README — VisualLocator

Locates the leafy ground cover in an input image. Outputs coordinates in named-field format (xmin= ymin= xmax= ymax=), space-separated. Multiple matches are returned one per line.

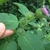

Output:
xmin=0 ymin=0 xmax=50 ymax=50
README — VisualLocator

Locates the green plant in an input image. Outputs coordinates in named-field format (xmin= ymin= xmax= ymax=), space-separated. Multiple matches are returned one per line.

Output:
xmin=0 ymin=0 xmax=9 ymax=5
xmin=0 ymin=2 xmax=50 ymax=50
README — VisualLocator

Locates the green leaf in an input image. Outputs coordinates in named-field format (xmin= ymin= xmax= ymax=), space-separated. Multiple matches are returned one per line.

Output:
xmin=0 ymin=13 xmax=19 ymax=29
xmin=48 ymin=0 xmax=50 ymax=3
xmin=14 ymin=3 xmax=35 ymax=21
xmin=44 ymin=42 xmax=50 ymax=50
xmin=18 ymin=31 xmax=45 ymax=50
xmin=14 ymin=3 xmax=29 ymax=16
xmin=0 ymin=0 xmax=9 ymax=5
xmin=0 ymin=41 xmax=17 ymax=50
xmin=0 ymin=39 xmax=6 ymax=50
xmin=29 ymin=21 xmax=39 ymax=27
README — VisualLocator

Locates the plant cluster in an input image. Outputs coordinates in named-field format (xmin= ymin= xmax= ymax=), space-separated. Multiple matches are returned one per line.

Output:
xmin=0 ymin=0 xmax=50 ymax=50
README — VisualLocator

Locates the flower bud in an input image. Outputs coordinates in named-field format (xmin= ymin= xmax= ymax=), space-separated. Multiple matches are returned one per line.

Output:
xmin=17 ymin=28 xmax=25 ymax=36
xmin=20 ymin=17 xmax=28 ymax=27
xmin=26 ymin=12 xmax=35 ymax=21
xmin=36 ymin=8 xmax=44 ymax=19
xmin=42 ymin=5 xmax=49 ymax=16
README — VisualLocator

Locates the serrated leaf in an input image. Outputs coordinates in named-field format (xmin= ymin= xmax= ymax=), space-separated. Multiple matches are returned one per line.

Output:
xmin=0 ymin=13 xmax=19 ymax=29
xmin=14 ymin=3 xmax=29 ymax=16
xmin=0 ymin=41 xmax=17 ymax=50
xmin=18 ymin=31 xmax=45 ymax=50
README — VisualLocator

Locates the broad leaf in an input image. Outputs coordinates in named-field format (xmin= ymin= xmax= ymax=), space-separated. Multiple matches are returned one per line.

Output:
xmin=18 ymin=31 xmax=45 ymax=50
xmin=43 ymin=41 xmax=50 ymax=50
xmin=0 ymin=13 xmax=19 ymax=29
xmin=0 ymin=41 xmax=17 ymax=50
xmin=14 ymin=3 xmax=29 ymax=16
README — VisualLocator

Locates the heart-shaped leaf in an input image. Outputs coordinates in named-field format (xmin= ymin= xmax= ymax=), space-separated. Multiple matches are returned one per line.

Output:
xmin=18 ymin=31 xmax=45 ymax=50
xmin=0 ymin=13 xmax=19 ymax=29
